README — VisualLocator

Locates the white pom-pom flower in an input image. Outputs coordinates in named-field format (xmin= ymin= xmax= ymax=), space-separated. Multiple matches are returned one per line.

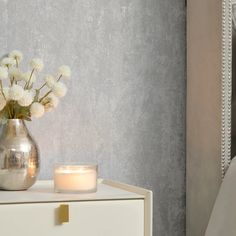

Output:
xmin=8 ymin=84 xmax=24 ymax=101
xmin=3 ymin=87 xmax=10 ymax=100
xmin=52 ymin=82 xmax=67 ymax=97
xmin=9 ymin=67 xmax=22 ymax=81
xmin=58 ymin=65 xmax=71 ymax=78
xmin=30 ymin=102 xmax=45 ymax=118
xmin=30 ymin=58 xmax=44 ymax=72
xmin=45 ymin=75 xmax=56 ymax=88
xmin=1 ymin=57 xmax=16 ymax=67
xmin=9 ymin=50 xmax=23 ymax=62
xmin=41 ymin=93 xmax=59 ymax=112
xmin=0 ymin=67 xmax=8 ymax=80
xmin=22 ymin=71 xmax=36 ymax=85
xmin=18 ymin=90 xmax=34 ymax=107
xmin=0 ymin=94 xmax=6 ymax=111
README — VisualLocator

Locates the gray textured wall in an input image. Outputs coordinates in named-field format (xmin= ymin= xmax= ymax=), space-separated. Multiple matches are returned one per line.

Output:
xmin=0 ymin=0 xmax=186 ymax=235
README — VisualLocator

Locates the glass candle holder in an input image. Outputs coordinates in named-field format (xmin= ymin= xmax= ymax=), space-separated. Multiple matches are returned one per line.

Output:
xmin=54 ymin=164 xmax=98 ymax=193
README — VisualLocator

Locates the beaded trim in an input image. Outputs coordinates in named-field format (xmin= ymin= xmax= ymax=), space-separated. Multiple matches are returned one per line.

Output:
xmin=221 ymin=0 xmax=232 ymax=177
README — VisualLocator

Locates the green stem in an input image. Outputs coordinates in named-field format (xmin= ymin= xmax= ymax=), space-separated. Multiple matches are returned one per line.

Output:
xmin=24 ymin=69 xmax=35 ymax=89
xmin=38 ymin=74 xmax=62 ymax=92
xmin=14 ymin=57 xmax=18 ymax=84
xmin=11 ymin=76 xmax=15 ymax=85
xmin=38 ymin=75 xmax=62 ymax=102
xmin=39 ymin=90 xmax=52 ymax=102
xmin=13 ymin=101 xmax=17 ymax=118
xmin=57 ymin=75 xmax=62 ymax=82
xmin=7 ymin=104 xmax=11 ymax=119
xmin=38 ymin=83 xmax=46 ymax=90
xmin=0 ymin=81 xmax=11 ymax=119
xmin=10 ymin=102 xmax=13 ymax=119
xmin=0 ymin=80 xmax=6 ymax=101
xmin=15 ymin=58 xmax=18 ymax=68
xmin=6 ymin=102 xmax=12 ymax=119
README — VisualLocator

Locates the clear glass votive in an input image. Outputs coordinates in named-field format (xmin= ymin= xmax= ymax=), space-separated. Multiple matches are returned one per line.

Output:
xmin=54 ymin=164 xmax=98 ymax=193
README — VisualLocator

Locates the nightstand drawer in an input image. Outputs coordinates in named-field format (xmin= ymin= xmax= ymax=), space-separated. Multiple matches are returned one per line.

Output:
xmin=0 ymin=199 xmax=144 ymax=236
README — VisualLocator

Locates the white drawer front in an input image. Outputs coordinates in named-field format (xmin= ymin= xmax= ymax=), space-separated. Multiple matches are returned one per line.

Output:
xmin=0 ymin=199 xmax=144 ymax=236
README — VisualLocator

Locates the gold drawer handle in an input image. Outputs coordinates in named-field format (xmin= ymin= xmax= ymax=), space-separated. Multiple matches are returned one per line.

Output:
xmin=58 ymin=204 xmax=69 ymax=224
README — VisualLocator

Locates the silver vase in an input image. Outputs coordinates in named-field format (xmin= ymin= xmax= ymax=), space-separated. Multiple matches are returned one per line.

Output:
xmin=0 ymin=119 xmax=40 ymax=190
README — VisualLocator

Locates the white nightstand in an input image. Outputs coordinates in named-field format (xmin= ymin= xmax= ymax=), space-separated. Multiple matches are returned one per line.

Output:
xmin=0 ymin=179 xmax=152 ymax=236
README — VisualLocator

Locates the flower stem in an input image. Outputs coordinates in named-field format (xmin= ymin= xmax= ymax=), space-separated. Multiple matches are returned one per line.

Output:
xmin=11 ymin=76 xmax=15 ymax=85
xmin=39 ymin=90 xmax=52 ymax=102
xmin=11 ymin=103 xmax=14 ymax=118
xmin=38 ymin=74 xmax=62 ymax=92
xmin=7 ymin=104 xmax=12 ymax=118
xmin=0 ymin=80 xmax=6 ymax=101
xmin=0 ymin=81 xmax=11 ymax=118
xmin=14 ymin=58 xmax=18 ymax=84
xmin=15 ymin=58 xmax=18 ymax=68
xmin=57 ymin=75 xmax=62 ymax=82
xmin=38 ymin=83 xmax=46 ymax=90
xmin=24 ymin=69 xmax=35 ymax=89
xmin=38 ymin=75 xmax=62 ymax=102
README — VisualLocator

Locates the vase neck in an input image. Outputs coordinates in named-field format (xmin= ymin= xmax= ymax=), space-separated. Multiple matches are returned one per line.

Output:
xmin=1 ymin=119 xmax=29 ymax=138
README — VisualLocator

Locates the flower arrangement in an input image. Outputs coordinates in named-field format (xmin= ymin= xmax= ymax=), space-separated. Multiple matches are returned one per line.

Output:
xmin=0 ymin=50 xmax=71 ymax=122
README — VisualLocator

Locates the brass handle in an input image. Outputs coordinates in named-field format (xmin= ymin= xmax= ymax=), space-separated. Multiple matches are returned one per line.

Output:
xmin=58 ymin=204 xmax=69 ymax=224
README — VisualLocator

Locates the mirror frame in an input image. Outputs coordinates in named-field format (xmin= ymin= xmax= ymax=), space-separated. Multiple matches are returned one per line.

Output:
xmin=222 ymin=0 xmax=232 ymax=177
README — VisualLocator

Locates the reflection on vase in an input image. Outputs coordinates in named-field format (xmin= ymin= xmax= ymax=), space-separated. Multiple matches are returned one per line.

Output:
xmin=0 ymin=119 xmax=40 ymax=190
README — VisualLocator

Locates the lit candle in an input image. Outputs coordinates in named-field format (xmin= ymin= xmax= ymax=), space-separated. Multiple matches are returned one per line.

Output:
xmin=28 ymin=160 xmax=37 ymax=177
xmin=54 ymin=164 xmax=98 ymax=193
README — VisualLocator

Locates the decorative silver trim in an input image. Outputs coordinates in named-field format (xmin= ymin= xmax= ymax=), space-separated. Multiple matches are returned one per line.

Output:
xmin=221 ymin=0 xmax=232 ymax=177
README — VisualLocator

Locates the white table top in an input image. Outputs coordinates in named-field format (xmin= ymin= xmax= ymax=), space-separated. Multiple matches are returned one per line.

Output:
xmin=0 ymin=180 xmax=144 ymax=204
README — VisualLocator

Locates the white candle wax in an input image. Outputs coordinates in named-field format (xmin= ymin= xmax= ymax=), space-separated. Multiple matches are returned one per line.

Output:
xmin=54 ymin=165 xmax=98 ymax=193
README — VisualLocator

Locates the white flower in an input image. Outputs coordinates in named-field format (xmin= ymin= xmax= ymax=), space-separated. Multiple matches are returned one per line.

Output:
xmin=9 ymin=67 xmax=22 ymax=81
xmin=8 ymin=84 xmax=24 ymax=101
xmin=52 ymin=82 xmax=67 ymax=97
xmin=30 ymin=102 xmax=45 ymax=118
xmin=3 ymin=87 xmax=10 ymax=100
xmin=22 ymin=71 xmax=36 ymax=85
xmin=9 ymin=50 xmax=23 ymax=62
xmin=30 ymin=58 xmax=44 ymax=72
xmin=1 ymin=57 xmax=16 ymax=67
xmin=0 ymin=67 xmax=8 ymax=80
xmin=41 ymin=93 xmax=59 ymax=112
xmin=45 ymin=75 xmax=56 ymax=88
xmin=58 ymin=65 xmax=71 ymax=78
xmin=18 ymin=90 xmax=34 ymax=107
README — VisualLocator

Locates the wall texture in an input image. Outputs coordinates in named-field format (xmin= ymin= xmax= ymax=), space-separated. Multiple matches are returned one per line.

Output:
xmin=0 ymin=0 xmax=186 ymax=235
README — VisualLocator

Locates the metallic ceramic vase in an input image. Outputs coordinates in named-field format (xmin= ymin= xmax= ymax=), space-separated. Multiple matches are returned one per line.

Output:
xmin=0 ymin=119 xmax=40 ymax=190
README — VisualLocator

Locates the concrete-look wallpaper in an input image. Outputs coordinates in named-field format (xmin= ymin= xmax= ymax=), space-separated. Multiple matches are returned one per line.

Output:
xmin=0 ymin=0 xmax=186 ymax=235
